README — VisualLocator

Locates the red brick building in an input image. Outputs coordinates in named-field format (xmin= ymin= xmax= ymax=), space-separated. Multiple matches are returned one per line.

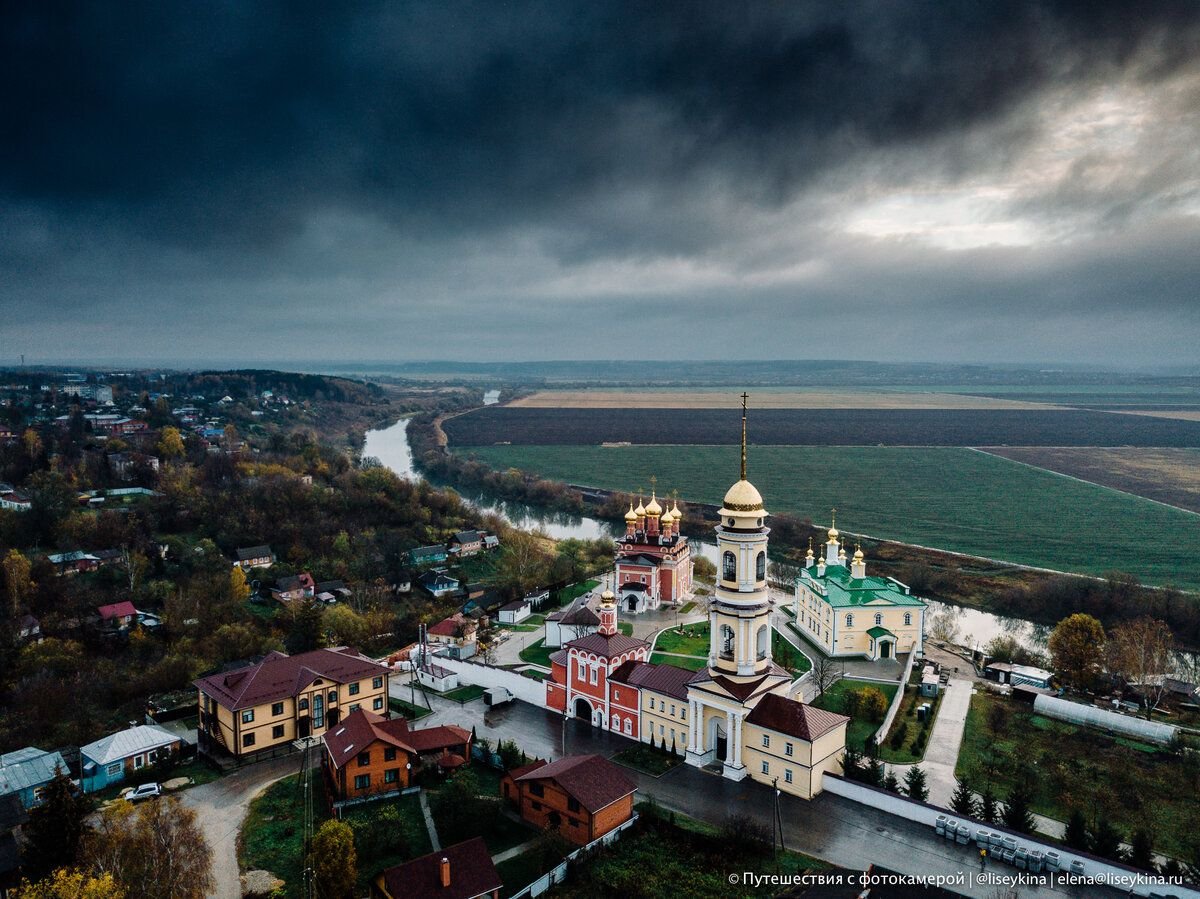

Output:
xmin=502 ymin=754 xmax=636 ymax=845
xmin=614 ymin=493 xmax=694 ymax=613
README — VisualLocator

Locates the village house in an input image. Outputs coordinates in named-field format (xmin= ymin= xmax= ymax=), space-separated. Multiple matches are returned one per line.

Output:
xmin=47 ymin=550 xmax=100 ymax=576
xmin=80 ymin=724 xmax=182 ymax=793
xmin=194 ymin=647 xmax=390 ymax=758
xmin=426 ymin=613 xmax=477 ymax=659
xmin=322 ymin=708 xmax=417 ymax=802
xmin=315 ymin=580 xmax=353 ymax=604
xmin=97 ymin=600 xmax=138 ymax=631
xmin=0 ymin=487 xmax=31 ymax=512
xmin=233 ymin=545 xmax=275 ymax=570
xmin=271 ymin=572 xmax=315 ymax=604
xmin=372 ymin=837 xmax=501 ymax=899
xmin=16 ymin=615 xmax=41 ymax=643
xmin=502 ymin=754 xmax=636 ymax=845
xmin=544 ymin=600 xmax=600 ymax=648
xmin=419 ymin=569 xmax=460 ymax=598
xmin=0 ymin=748 xmax=71 ymax=810
xmin=409 ymin=544 xmax=449 ymax=567
xmin=448 ymin=530 xmax=485 ymax=557
xmin=107 ymin=451 xmax=159 ymax=481
xmin=497 ymin=597 xmax=532 ymax=624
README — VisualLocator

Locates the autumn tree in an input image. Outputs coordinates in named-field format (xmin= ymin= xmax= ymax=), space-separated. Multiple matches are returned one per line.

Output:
xmin=493 ymin=532 xmax=551 ymax=600
xmin=14 ymin=868 xmax=125 ymax=899
xmin=3 ymin=548 xmax=34 ymax=616
xmin=86 ymin=795 xmax=214 ymax=899
xmin=311 ymin=819 xmax=356 ymax=899
xmin=157 ymin=426 xmax=185 ymax=460
xmin=1048 ymin=613 xmax=1105 ymax=690
xmin=692 ymin=554 xmax=716 ymax=584
xmin=1107 ymin=617 xmax=1174 ymax=718
xmin=229 ymin=565 xmax=251 ymax=602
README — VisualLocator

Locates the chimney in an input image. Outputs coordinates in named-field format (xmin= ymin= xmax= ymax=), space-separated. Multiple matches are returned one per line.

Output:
xmin=439 ymin=856 xmax=451 ymax=888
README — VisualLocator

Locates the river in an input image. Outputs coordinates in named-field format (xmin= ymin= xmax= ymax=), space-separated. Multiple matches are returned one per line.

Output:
xmin=363 ymin=417 xmax=1058 ymax=653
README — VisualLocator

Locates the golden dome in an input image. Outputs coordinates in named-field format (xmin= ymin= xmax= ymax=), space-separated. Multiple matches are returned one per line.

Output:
xmin=634 ymin=499 xmax=646 ymax=516
xmin=660 ymin=507 xmax=674 ymax=525
xmin=828 ymin=525 xmax=839 ymax=539
xmin=853 ymin=546 xmax=864 ymax=561
xmin=645 ymin=492 xmax=662 ymax=516
xmin=624 ymin=504 xmax=638 ymax=522
xmin=671 ymin=501 xmax=681 ymax=519
xmin=601 ymin=587 xmax=615 ymax=604
xmin=721 ymin=479 xmax=764 ymax=512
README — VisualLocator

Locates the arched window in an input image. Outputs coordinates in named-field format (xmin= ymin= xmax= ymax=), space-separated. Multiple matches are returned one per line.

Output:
xmin=904 ymin=612 xmax=912 ymax=626
xmin=756 ymin=624 xmax=769 ymax=661
xmin=722 ymin=551 xmax=736 ymax=581
xmin=755 ymin=551 xmax=766 ymax=581
xmin=720 ymin=624 xmax=735 ymax=659
xmin=845 ymin=614 xmax=853 ymax=628
xmin=874 ymin=613 xmax=883 ymax=626
xmin=611 ymin=714 xmax=621 ymax=731
xmin=624 ymin=718 xmax=632 ymax=735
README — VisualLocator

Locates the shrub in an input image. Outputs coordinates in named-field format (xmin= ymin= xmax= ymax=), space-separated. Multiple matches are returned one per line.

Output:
xmin=890 ymin=722 xmax=909 ymax=750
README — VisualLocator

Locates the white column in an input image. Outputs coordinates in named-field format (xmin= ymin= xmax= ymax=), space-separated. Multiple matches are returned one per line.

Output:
xmin=733 ymin=715 xmax=743 ymax=767
xmin=725 ymin=711 xmax=735 ymax=764
xmin=692 ymin=701 xmax=703 ymax=752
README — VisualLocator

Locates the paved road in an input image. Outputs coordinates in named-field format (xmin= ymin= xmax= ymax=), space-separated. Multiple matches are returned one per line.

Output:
xmin=889 ymin=677 xmax=974 ymax=805
xmin=404 ymin=694 xmax=1125 ymax=898
xmin=180 ymin=753 xmax=313 ymax=899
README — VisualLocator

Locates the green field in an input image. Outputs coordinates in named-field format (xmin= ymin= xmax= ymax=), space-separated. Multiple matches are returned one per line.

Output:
xmin=456 ymin=444 xmax=1200 ymax=589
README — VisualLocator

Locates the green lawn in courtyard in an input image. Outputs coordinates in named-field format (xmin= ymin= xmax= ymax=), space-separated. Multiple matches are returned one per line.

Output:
xmin=650 ymin=652 xmax=707 ymax=671
xmin=441 ymin=684 xmax=486 ymax=703
xmin=389 ymin=697 xmax=433 ymax=719
xmin=654 ymin=622 xmax=709 ymax=655
xmin=810 ymin=678 xmax=897 ymax=751
xmin=519 ymin=638 xmax=557 ymax=668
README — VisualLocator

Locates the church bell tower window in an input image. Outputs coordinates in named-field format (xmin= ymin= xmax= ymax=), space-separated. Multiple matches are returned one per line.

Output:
xmin=722 ymin=551 xmax=736 ymax=581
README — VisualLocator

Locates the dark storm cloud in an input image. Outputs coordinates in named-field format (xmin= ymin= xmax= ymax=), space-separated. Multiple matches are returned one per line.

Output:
xmin=2 ymin=1 xmax=1200 ymax=365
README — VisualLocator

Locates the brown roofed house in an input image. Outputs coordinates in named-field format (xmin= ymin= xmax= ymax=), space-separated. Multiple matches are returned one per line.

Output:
xmin=372 ymin=837 xmax=501 ymax=899
xmin=322 ymin=708 xmax=417 ymax=802
xmin=506 ymin=754 xmax=635 ymax=844
xmin=741 ymin=693 xmax=849 ymax=799
xmin=194 ymin=648 xmax=390 ymax=758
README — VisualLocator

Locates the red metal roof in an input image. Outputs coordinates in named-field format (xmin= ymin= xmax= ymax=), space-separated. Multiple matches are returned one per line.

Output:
xmin=97 ymin=600 xmax=136 ymax=620
xmin=514 ymin=754 xmax=635 ymax=814
xmin=378 ymin=837 xmax=501 ymax=899
xmin=193 ymin=647 xmax=388 ymax=712
xmin=745 ymin=693 xmax=848 ymax=742
xmin=566 ymin=631 xmax=647 ymax=659
xmin=322 ymin=708 xmax=415 ymax=769
xmin=405 ymin=724 xmax=471 ymax=753
xmin=609 ymin=660 xmax=695 ymax=700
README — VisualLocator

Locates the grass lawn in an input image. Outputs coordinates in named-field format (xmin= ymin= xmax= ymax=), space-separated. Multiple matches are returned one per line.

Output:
xmin=650 ymin=652 xmax=707 ymax=671
xmin=342 ymin=793 xmax=432 ymax=892
xmin=244 ymin=599 xmax=278 ymax=621
xmin=239 ymin=774 xmax=329 ymax=897
xmin=955 ymin=691 xmax=1197 ymax=858
xmin=654 ymin=622 xmax=709 ymax=655
xmin=455 ymin=444 xmax=1200 ymax=589
xmin=389 ymin=697 xmax=433 ymax=719
xmin=678 ymin=601 xmax=697 ymax=614
xmin=441 ymin=684 xmax=486 ymax=703
xmin=618 ymin=621 xmax=633 ymax=636
xmin=612 ymin=744 xmax=683 ymax=777
xmin=810 ymin=679 xmax=897 ymax=751
xmin=771 ymin=630 xmax=812 ymax=674
xmin=503 ymin=622 xmax=542 ymax=632
xmin=878 ymin=686 xmax=942 ymax=763
xmin=552 ymin=579 xmax=599 ymax=608
xmin=519 ymin=638 xmax=557 ymax=668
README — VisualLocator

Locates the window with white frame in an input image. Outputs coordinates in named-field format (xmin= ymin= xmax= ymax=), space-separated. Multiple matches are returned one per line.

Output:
xmin=762 ymin=734 xmax=770 ymax=748
xmin=904 ymin=612 xmax=912 ymax=626
xmin=761 ymin=761 xmax=769 ymax=774
xmin=785 ymin=769 xmax=793 ymax=784
xmin=875 ymin=613 xmax=883 ymax=626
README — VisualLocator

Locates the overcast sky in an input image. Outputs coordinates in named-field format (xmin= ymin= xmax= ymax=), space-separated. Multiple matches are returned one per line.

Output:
xmin=3 ymin=2 xmax=1200 ymax=368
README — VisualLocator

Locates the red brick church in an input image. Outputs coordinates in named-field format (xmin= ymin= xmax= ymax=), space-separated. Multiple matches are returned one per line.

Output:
xmin=614 ymin=491 xmax=694 ymax=613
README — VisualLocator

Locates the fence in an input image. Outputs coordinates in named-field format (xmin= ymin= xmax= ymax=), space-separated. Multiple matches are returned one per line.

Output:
xmin=822 ymin=775 xmax=1198 ymax=898
xmin=872 ymin=650 xmax=917 ymax=747
xmin=426 ymin=653 xmax=548 ymax=706
xmin=507 ymin=814 xmax=639 ymax=899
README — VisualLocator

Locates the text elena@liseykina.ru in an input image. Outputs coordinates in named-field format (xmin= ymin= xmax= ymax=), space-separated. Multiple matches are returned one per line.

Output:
xmin=726 ymin=870 xmax=1190 ymax=891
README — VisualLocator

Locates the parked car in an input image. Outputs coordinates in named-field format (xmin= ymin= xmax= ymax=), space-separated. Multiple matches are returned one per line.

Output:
xmin=126 ymin=782 xmax=162 ymax=802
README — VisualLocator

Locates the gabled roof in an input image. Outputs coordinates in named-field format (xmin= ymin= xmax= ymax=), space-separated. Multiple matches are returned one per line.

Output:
xmin=82 ymin=724 xmax=179 ymax=766
xmin=323 ymin=708 xmax=414 ymax=769
xmin=235 ymin=545 xmax=273 ymax=561
xmin=567 ymin=631 xmax=647 ymax=659
xmin=499 ymin=599 xmax=531 ymax=611
xmin=48 ymin=551 xmax=98 ymax=564
xmin=746 ymin=693 xmax=848 ymax=742
xmin=505 ymin=758 xmax=547 ymax=781
xmin=405 ymin=724 xmax=471 ymax=753
xmin=410 ymin=544 xmax=447 ymax=558
xmin=98 ymin=600 xmax=137 ymax=620
xmin=515 ymin=754 xmax=635 ymax=813
xmin=866 ymin=626 xmax=894 ymax=639
xmin=428 ymin=613 xmax=471 ymax=637
xmin=0 ymin=748 xmax=68 ymax=797
xmin=689 ymin=664 xmax=791 ymax=702
xmin=194 ymin=647 xmax=388 ymax=711
xmin=451 ymin=530 xmax=483 ymax=544
xmin=559 ymin=605 xmax=600 ymax=626
xmin=377 ymin=837 xmax=501 ymax=899
xmin=609 ymin=660 xmax=695 ymax=700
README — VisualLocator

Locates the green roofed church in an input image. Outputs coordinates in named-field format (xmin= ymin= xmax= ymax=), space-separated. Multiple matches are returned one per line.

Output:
xmin=791 ymin=515 xmax=926 ymax=661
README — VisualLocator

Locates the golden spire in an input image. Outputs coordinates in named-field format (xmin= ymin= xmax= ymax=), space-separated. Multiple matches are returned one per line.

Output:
xmin=828 ymin=507 xmax=838 ymax=539
xmin=740 ymin=391 xmax=749 ymax=481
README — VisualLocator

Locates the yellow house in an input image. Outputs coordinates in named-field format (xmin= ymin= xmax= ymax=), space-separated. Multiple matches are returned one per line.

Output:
xmin=195 ymin=647 xmax=390 ymax=758
xmin=741 ymin=694 xmax=849 ymax=799
xmin=793 ymin=525 xmax=925 ymax=661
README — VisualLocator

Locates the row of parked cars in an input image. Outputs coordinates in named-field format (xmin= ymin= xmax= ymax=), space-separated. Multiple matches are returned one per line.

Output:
xmin=935 ymin=815 xmax=1084 ymax=876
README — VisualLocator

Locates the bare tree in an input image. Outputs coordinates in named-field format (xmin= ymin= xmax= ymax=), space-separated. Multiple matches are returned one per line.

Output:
xmin=928 ymin=607 xmax=960 ymax=645
xmin=1107 ymin=617 xmax=1175 ymax=718
xmin=811 ymin=655 xmax=840 ymax=697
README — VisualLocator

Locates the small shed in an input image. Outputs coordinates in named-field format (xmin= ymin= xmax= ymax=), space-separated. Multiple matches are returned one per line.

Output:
xmin=919 ymin=666 xmax=941 ymax=698
xmin=498 ymin=598 xmax=532 ymax=625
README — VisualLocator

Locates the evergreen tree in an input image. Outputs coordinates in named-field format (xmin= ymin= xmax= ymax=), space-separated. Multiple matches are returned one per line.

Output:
xmin=1001 ymin=783 xmax=1036 ymax=835
xmin=882 ymin=769 xmax=901 ymax=793
xmin=1127 ymin=829 xmax=1155 ymax=872
xmin=1090 ymin=818 xmax=1125 ymax=862
xmin=979 ymin=788 xmax=999 ymax=823
xmin=903 ymin=766 xmax=929 ymax=802
xmin=285 ymin=598 xmax=325 ymax=654
xmin=867 ymin=758 xmax=885 ymax=788
xmin=950 ymin=779 xmax=977 ymax=817
xmin=841 ymin=746 xmax=864 ymax=781
xmin=22 ymin=767 xmax=92 ymax=879
xmin=1064 ymin=808 xmax=1090 ymax=851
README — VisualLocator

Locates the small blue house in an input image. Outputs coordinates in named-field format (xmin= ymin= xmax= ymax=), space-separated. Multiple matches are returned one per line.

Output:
xmin=0 ymin=748 xmax=70 ymax=810
xmin=80 ymin=725 xmax=181 ymax=793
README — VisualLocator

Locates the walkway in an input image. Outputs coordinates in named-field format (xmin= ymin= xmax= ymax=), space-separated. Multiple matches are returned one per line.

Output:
xmin=418 ymin=790 xmax=441 ymax=851
xmin=888 ymin=677 xmax=973 ymax=805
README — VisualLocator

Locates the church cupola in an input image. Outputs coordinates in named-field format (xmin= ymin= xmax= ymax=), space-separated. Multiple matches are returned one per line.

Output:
xmin=645 ymin=489 xmax=662 ymax=536
xmin=824 ymin=510 xmax=841 ymax=566
xmin=634 ymin=496 xmax=646 ymax=531
xmin=660 ymin=506 xmax=674 ymax=539
xmin=851 ymin=543 xmax=866 ymax=579
xmin=624 ymin=502 xmax=637 ymax=537
xmin=598 ymin=587 xmax=618 ymax=636
xmin=805 ymin=538 xmax=815 ymax=569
